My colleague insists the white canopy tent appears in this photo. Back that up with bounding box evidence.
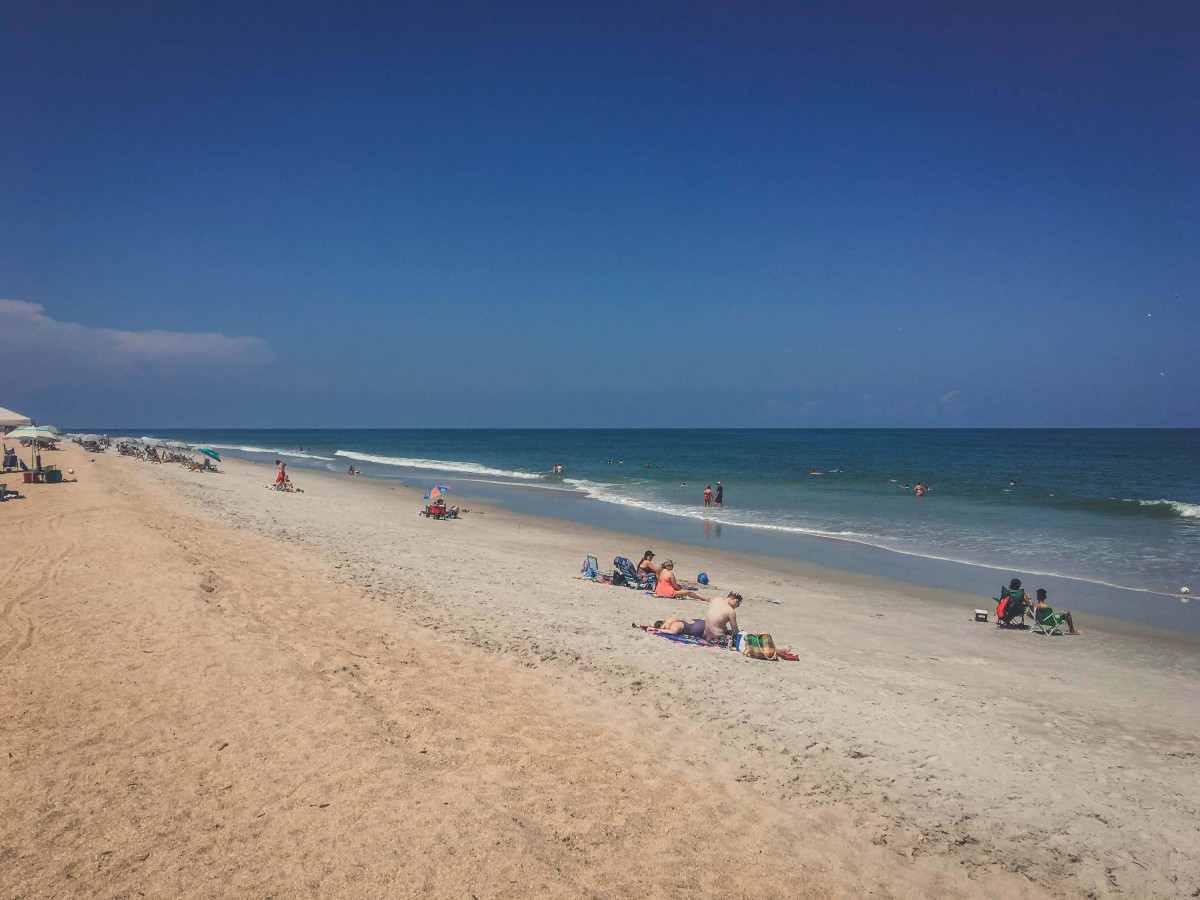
[0,406,35,430]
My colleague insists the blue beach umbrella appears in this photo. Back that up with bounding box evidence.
[424,485,452,500]
[196,447,222,462]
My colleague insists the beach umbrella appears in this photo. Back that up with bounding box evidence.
[43,425,62,435]
[196,447,222,462]
[4,426,60,443]
[3,425,60,471]
[424,485,452,500]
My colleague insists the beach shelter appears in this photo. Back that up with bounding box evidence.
[424,485,452,500]
[0,406,34,431]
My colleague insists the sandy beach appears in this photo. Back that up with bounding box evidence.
[3,444,1198,898]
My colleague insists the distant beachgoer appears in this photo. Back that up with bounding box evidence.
[1010,480,1018,486]
[810,469,821,476]
[888,477,897,483]
[914,482,926,496]
[275,460,286,487]
[703,486,712,507]
[653,561,709,601]
[1033,588,1081,635]
[714,482,723,506]
[637,550,661,576]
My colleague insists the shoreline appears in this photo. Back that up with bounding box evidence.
[97,427,1199,617]
[7,443,1200,897]
[189,438,1199,634]
[255,453,1200,651]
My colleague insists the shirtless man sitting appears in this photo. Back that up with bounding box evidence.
[653,560,709,601]
[704,590,743,641]
[709,589,795,653]
[1032,588,1081,635]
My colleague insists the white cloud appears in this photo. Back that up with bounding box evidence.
[0,300,272,375]
[926,389,967,417]
[938,390,961,406]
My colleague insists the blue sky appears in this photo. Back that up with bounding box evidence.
[3,1,1197,427]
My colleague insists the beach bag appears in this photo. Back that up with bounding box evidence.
[741,633,777,660]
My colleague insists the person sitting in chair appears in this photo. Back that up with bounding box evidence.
[1032,588,1081,635]
[637,550,661,576]
[996,578,1031,626]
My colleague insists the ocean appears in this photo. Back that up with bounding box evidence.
[96,428,1200,633]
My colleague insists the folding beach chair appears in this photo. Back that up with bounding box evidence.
[613,556,655,589]
[581,555,602,580]
[1031,606,1069,637]
[994,586,1031,628]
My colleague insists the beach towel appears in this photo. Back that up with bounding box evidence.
[633,624,726,649]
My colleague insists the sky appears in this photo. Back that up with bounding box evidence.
[3,0,1197,428]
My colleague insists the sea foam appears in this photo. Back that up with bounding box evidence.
[206,443,336,461]
[335,450,542,480]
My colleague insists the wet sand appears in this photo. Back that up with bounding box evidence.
[2,444,1198,897]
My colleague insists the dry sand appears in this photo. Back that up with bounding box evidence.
[2,445,1198,898]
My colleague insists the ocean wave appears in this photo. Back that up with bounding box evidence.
[563,479,1190,597]
[1140,499,1200,520]
[335,450,543,481]
[564,478,868,540]
[205,443,336,461]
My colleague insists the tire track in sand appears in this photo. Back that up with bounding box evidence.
[0,510,78,663]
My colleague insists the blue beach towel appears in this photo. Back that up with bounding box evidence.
[633,624,727,649]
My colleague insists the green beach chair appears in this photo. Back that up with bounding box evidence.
[1031,605,1069,637]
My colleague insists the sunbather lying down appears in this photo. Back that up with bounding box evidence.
[639,591,794,654]
[645,617,708,638]
[639,618,795,655]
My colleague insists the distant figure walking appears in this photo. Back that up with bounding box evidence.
[714,482,723,506]
[275,460,286,487]
[703,485,712,507]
